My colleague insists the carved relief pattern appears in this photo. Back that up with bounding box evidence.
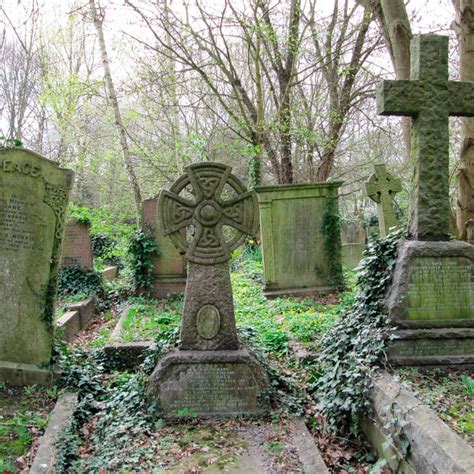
[43,182,69,242]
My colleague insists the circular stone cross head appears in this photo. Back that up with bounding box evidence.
[158,162,259,264]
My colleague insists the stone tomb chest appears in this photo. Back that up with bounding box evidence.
[255,182,343,297]
[0,148,73,384]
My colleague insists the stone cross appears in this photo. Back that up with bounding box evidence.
[363,163,402,237]
[377,34,474,241]
[158,162,259,351]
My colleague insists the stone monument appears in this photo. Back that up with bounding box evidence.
[147,162,268,416]
[61,220,93,268]
[0,147,73,384]
[363,163,401,237]
[142,197,186,298]
[377,35,474,365]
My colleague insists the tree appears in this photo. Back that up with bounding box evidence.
[451,0,474,240]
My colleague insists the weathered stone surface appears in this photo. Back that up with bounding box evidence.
[377,34,474,241]
[61,220,93,268]
[363,164,401,237]
[342,243,365,269]
[181,262,238,350]
[142,197,186,298]
[363,370,474,473]
[100,265,118,281]
[467,219,474,245]
[255,182,343,296]
[388,328,474,365]
[103,341,152,371]
[56,310,81,342]
[0,148,73,371]
[148,349,269,417]
[385,240,474,328]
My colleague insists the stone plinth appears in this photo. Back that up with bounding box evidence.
[385,240,474,365]
[61,220,93,268]
[147,349,269,417]
[0,148,73,383]
[255,182,343,296]
[142,197,186,298]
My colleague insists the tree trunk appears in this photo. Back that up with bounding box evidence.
[452,0,474,240]
[88,0,142,225]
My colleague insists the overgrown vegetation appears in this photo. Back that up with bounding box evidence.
[127,229,159,292]
[311,230,403,433]
[58,265,103,299]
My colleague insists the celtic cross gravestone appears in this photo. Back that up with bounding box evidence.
[364,164,401,237]
[377,35,474,365]
[148,162,268,416]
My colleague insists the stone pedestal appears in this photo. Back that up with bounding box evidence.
[147,349,269,417]
[386,240,474,365]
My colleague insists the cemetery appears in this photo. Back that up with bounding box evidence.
[1,1,474,473]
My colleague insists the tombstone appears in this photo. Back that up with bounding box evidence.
[377,35,474,365]
[147,162,268,416]
[0,148,73,384]
[255,182,343,297]
[61,220,93,268]
[341,221,366,269]
[142,197,186,298]
[363,164,401,237]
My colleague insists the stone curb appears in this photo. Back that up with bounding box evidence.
[100,265,118,281]
[56,297,96,342]
[109,305,130,342]
[29,392,78,473]
[363,370,474,473]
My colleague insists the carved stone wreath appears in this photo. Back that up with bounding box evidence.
[158,163,259,264]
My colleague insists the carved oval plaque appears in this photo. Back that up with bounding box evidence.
[196,304,221,339]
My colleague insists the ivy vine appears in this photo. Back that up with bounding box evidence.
[310,229,403,434]
[128,229,159,292]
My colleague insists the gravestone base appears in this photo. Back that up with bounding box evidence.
[388,328,474,366]
[0,361,58,386]
[385,240,474,365]
[147,348,269,418]
[150,277,186,299]
[263,285,338,299]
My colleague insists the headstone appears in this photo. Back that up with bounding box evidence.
[341,221,366,269]
[61,220,93,268]
[342,243,365,269]
[0,148,73,384]
[363,164,401,237]
[148,162,268,416]
[377,35,474,365]
[142,197,186,298]
[255,183,343,297]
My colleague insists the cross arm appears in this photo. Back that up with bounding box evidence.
[448,81,474,117]
[377,80,421,116]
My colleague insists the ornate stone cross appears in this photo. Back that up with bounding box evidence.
[377,34,474,241]
[158,162,259,351]
[364,163,402,237]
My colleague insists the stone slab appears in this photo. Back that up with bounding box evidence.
[61,220,93,268]
[364,370,474,473]
[148,349,269,417]
[0,361,56,386]
[149,278,187,299]
[100,265,118,281]
[67,297,95,328]
[102,341,152,371]
[255,182,343,294]
[385,240,474,327]
[30,392,77,473]
[56,310,80,342]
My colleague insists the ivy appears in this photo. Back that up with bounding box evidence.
[58,265,103,298]
[320,196,344,290]
[68,204,92,225]
[128,229,159,292]
[310,229,404,434]
[0,136,22,147]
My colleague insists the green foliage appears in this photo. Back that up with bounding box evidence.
[312,230,403,434]
[320,197,344,290]
[58,265,103,298]
[0,136,22,147]
[68,203,91,225]
[128,229,159,292]
[246,145,262,187]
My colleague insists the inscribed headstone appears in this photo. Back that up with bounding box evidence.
[61,220,93,268]
[0,148,73,383]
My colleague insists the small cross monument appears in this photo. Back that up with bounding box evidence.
[377,34,474,241]
[147,163,269,417]
[379,35,474,366]
[364,164,402,237]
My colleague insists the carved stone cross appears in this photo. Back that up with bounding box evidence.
[364,163,402,237]
[377,34,474,241]
[158,162,259,351]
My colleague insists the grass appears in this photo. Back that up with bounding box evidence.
[396,368,474,444]
[0,383,56,472]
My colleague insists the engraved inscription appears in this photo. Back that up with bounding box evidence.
[196,305,221,339]
[0,159,42,178]
[392,338,474,357]
[0,195,45,252]
[407,257,473,320]
[162,363,258,414]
